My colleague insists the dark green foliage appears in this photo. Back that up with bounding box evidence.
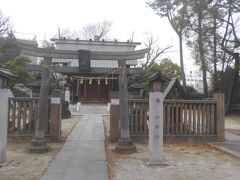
[186,86,203,99]
[0,32,20,64]
[145,58,181,79]
[143,59,181,91]
[3,56,35,84]
[11,88,28,97]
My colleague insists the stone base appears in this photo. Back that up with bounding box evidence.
[114,139,137,154]
[29,138,49,153]
[144,158,169,166]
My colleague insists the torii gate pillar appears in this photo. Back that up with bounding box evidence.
[29,57,51,153]
[115,61,137,153]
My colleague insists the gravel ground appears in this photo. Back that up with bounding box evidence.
[104,115,240,180]
[110,142,240,180]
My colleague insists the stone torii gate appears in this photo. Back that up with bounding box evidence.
[20,45,149,153]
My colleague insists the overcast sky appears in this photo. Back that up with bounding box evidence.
[0,0,195,71]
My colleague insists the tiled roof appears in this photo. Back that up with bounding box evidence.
[51,39,140,68]
[0,67,17,78]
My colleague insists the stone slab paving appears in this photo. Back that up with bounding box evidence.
[210,132,240,158]
[41,113,108,180]
[70,104,109,116]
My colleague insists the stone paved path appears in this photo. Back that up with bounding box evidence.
[41,107,108,180]
[210,132,240,158]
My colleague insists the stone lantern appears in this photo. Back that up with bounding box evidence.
[148,72,169,93]
[0,67,16,163]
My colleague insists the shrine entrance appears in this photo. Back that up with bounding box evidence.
[79,78,109,103]
[20,44,148,153]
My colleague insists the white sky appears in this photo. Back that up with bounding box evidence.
[0,0,196,72]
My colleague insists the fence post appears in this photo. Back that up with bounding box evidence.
[110,91,120,142]
[214,93,225,141]
[50,93,62,141]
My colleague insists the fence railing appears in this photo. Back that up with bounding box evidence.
[8,97,50,136]
[129,99,148,134]
[163,100,216,136]
[128,99,217,138]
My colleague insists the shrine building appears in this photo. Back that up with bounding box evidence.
[50,38,143,103]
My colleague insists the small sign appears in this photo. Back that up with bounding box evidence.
[111,99,119,105]
[51,97,61,104]
[155,97,160,102]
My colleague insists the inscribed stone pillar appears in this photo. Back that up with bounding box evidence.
[149,92,164,162]
[0,89,10,163]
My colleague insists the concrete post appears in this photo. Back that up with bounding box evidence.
[115,61,136,153]
[0,89,10,163]
[214,93,225,141]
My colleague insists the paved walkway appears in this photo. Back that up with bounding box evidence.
[41,106,108,180]
[210,132,240,158]
[70,104,110,116]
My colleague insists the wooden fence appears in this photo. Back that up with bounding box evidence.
[128,98,220,139]
[8,97,50,136]
[129,99,148,134]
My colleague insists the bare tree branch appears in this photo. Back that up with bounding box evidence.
[142,34,172,69]
[0,13,12,37]
[79,20,113,40]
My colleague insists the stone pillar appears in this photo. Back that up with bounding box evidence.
[214,93,225,141]
[29,57,51,153]
[148,92,164,163]
[0,89,10,163]
[115,61,136,153]
[65,87,70,103]
[145,74,166,165]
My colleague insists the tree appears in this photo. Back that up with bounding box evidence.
[54,20,113,40]
[145,58,181,79]
[79,20,113,40]
[0,11,12,37]
[148,0,188,93]
[218,0,240,114]
[143,58,181,91]
[143,34,172,69]
[184,0,210,97]
[0,32,20,64]
[3,56,35,84]
[53,28,78,39]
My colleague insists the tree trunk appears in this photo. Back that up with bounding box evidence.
[178,34,187,94]
[226,53,239,114]
[213,16,218,92]
[197,10,208,97]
